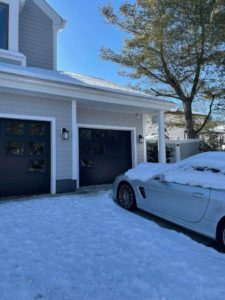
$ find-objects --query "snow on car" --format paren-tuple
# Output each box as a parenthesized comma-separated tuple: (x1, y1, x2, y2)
(113, 152, 225, 252)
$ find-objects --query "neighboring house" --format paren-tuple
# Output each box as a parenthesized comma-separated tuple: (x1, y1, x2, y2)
(199, 125, 225, 150)
(0, 0, 174, 197)
(211, 0, 225, 23)
(147, 110, 208, 140)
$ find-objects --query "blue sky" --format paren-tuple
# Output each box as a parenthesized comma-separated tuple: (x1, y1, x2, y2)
(47, 0, 131, 85)
(46, 1, 218, 117)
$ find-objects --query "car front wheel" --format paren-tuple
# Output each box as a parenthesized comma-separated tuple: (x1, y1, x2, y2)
(118, 182, 136, 210)
(217, 221, 225, 252)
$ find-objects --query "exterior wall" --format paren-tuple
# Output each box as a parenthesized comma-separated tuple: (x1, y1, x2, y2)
(77, 107, 145, 164)
(19, 0, 54, 69)
(0, 94, 73, 185)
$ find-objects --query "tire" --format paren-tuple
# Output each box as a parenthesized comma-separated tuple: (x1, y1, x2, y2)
(117, 182, 136, 211)
(217, 221, 225, 252)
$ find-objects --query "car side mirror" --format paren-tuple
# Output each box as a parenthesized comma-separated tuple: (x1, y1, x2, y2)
(154, 174, 165, 183)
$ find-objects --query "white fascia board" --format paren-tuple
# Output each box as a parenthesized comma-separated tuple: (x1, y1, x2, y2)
(0, 72, 175, 111)
(33, 0, 66, 30)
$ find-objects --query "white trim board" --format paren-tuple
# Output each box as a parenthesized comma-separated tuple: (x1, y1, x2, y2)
(77, 123, 137, 188)
(142, 114, 147, 163)
(0, 113, 56, 194)
(72, 101, 78, 181)
(33, 0, 66, 30)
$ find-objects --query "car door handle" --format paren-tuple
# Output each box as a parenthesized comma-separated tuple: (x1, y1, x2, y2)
(192, 193, 204, 198)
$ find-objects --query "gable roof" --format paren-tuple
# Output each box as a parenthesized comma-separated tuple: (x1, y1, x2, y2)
(30, 0, 66, 30)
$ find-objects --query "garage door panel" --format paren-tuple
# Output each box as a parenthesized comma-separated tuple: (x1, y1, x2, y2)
(79, 128, 132, 186)
(0, 158, 28, 177)
(0, 176, 50, 197)
(0, 118, 50, 198)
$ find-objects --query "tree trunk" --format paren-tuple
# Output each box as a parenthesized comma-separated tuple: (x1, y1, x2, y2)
(183, 101, 197, 139)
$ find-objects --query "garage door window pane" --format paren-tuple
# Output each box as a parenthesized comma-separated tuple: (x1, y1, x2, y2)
(29, 123, 45, 136)
(80, 129, 91, 140)
(105, 144, 124, 156)
(28, 160, 45, 173)
(29, 142, 45, 156)
(93, 129, 105, 140)
(80, 144, 92, 155)
(6, 121, 24, 136)
(106, 131, 117, 143)
(6, 142, 24, 155)
(80, 159, 93, 169)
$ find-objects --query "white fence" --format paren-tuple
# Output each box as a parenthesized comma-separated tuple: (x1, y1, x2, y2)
(147, 139, 201, 163)
(166, 139, 201, 163)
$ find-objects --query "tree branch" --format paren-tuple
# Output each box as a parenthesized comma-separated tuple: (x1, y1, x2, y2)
(151, 88, 181, 99)
(137, 63, 168, 84)
(159, 45, 187, 101)
(195, 95, 215, 134)
(189, 8, 205, 101)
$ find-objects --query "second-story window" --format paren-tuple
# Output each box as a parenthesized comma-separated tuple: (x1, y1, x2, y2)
(0, 3, 9, 50)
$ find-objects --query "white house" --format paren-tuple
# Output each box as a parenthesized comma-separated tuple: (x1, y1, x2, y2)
(0, 0, 175, 197)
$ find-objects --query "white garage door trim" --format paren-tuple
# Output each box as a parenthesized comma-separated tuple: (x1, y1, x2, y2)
(76, 123, 137, 188)
(0, 113, 56, 194)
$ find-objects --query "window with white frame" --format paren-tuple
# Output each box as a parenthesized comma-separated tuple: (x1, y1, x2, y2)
(0, 0, 26, 66)
(0, 2, 9, 49)
(0, 0, 20, 53)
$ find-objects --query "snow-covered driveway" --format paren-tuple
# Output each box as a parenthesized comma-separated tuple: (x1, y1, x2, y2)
(0, 190, 225, 300)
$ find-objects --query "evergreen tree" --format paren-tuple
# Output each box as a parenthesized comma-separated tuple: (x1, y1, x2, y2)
(101, 0, 225, 138)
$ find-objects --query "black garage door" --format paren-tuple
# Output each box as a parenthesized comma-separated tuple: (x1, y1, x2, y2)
(79, 128, 132, 186)
(0, 118, 51, 197)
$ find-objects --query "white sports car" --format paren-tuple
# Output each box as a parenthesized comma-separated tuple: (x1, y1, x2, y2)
(113, 152, 225, 252)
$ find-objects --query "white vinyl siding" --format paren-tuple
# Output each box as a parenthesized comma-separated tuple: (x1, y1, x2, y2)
(19, 0, 54, 69)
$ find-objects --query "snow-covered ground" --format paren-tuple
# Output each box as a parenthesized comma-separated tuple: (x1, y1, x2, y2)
(0, 190, 225, 300)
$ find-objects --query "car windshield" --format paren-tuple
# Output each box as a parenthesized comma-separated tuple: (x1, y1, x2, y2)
(163, 162, 225, 190)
